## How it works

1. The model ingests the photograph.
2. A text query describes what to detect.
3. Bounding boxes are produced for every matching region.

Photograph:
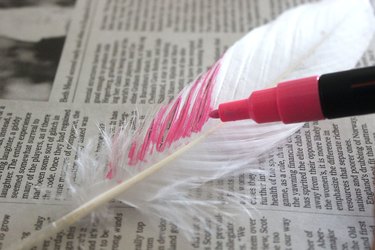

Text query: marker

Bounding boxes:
[210,66,375,124]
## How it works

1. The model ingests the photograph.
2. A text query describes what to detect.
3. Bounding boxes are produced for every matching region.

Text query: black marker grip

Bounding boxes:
[319,66,375,119]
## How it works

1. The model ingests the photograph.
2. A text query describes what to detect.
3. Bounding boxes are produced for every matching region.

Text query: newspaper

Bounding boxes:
[0,0,374,249]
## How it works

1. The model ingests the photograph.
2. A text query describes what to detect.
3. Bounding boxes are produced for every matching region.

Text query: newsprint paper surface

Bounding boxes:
[0,0,374,249]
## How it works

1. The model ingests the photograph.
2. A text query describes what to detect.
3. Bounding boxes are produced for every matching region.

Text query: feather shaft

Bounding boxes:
[10,125,220,250]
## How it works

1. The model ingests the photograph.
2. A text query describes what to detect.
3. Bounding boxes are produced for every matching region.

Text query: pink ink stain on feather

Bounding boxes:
[127,60,221,165]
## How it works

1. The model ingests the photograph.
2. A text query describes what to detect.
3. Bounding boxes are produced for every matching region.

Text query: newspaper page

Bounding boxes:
[0,100,374,249]
[0,0,375,249]
[51,0,359,104]
[49,0,375,104]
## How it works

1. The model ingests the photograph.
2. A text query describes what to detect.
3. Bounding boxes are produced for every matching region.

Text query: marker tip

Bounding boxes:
[209,109,220,119]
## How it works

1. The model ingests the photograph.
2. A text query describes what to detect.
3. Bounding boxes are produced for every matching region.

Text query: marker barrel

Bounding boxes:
[319,66,375,119]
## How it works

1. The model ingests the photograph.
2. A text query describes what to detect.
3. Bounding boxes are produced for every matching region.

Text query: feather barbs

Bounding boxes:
[127,60,222,165]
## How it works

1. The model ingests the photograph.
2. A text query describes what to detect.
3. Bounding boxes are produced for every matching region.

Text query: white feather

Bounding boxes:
[11,0,375,248]
[116,0,375,234]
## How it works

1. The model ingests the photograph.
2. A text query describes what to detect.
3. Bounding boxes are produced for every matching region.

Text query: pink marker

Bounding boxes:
[210,66,375,124]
